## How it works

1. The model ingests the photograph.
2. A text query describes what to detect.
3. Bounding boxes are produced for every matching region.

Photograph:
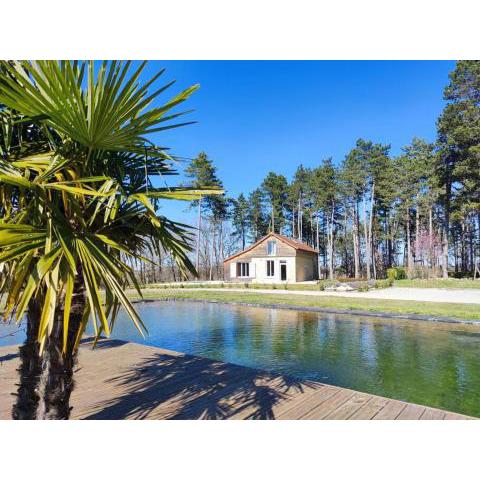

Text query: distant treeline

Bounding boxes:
[162,61,480,282]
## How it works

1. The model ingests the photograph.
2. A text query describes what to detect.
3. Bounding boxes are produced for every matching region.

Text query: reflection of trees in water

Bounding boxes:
[133,303,480,416]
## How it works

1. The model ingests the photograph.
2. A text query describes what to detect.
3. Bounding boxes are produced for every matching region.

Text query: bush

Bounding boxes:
[374,278,393,289]
[387,267,407,281]
[450,271,472,279]
[357,282,370,292]
[244,282,249,288]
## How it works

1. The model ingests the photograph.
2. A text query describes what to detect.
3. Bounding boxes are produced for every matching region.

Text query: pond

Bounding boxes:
[2,300,480,417]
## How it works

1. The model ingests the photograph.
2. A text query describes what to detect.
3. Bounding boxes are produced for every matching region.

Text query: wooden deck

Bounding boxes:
[0,340,473,420]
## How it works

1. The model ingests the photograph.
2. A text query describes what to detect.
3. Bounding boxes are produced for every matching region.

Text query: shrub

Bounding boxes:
[357,282,369,292]
[374,278,393,289]
[244,282,249,288]
[387,267,407,281]
[317,281,327,291]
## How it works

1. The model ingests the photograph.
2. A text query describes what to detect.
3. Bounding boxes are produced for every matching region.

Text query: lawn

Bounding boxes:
[395,278,480,289]
[127,288,480,321]
[146,281,334,291]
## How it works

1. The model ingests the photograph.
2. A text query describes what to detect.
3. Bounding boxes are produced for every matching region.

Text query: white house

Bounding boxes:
[223,232,319,283]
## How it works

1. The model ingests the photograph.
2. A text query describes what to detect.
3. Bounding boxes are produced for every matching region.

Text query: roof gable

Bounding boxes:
[223,232,318,263]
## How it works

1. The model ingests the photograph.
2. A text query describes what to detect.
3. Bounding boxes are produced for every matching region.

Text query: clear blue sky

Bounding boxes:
[140,61,456,224]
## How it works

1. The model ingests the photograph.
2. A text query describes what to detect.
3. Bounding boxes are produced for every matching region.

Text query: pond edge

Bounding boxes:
[131,298,479,325]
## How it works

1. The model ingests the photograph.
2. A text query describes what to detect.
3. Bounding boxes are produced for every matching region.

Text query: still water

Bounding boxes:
[2,301,480,416]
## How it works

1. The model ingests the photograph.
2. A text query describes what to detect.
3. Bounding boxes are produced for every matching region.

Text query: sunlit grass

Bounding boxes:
[395,279,480,289]
[127,289,480,321]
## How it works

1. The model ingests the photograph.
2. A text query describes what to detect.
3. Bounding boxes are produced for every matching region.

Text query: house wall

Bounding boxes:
[224,236,296,282]
[295,252,318,281]
[251,256,296,283]
[223,235,319,283]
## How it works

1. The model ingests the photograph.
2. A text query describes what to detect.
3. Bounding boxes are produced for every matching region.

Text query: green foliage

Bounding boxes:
[387,267,407,280]
[231,193,250,249]
[0,60,221,353]
[374,279,393,289]
[357,282,370,292]
[247,188,268,241]
[185,152,227,219]
[261,172,288,233]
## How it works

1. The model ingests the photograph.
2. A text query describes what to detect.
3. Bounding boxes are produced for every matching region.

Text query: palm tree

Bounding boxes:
[0,60,221,419]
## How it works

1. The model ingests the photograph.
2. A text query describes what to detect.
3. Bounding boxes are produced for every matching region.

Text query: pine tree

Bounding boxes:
[247,188,268,241]
[261,172,288,234]
[185,152,225,276]
[437,61,480,277]
[310,158,338,279]
[232,193,250,249]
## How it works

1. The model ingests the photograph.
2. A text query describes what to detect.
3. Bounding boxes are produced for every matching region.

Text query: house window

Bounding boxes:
[236,262,250,277]
[267,240,277,256]
[266,260,275,277]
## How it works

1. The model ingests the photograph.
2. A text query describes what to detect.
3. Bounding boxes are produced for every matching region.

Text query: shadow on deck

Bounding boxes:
[84,351,316,420]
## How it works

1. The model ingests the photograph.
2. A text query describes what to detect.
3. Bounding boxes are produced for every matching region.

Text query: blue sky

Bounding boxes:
[140,61,456,224]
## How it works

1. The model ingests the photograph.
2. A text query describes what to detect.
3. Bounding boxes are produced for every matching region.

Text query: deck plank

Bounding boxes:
[348,396,390,420]
[0,341,474,420]
[371,400,408,420]
[420,408,446,420]
[277,385,340,419]
[323,392,372,420]
[301,389,356,419]
[396,403,426,420]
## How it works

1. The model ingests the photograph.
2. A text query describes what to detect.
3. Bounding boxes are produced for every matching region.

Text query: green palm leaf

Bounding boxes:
[0,60,221,367]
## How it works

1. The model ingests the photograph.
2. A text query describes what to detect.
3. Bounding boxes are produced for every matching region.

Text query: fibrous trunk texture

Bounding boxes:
[12,272,86,420]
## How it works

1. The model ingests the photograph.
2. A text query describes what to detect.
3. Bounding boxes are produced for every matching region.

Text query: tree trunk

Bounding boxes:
[363,196,371,280]
[441,180,451,279]
[406,209,413,275]
[428,207,434,271]
[13,271,86,420]
[291,207,295,238]
[353,203,360,279]
[368,183,375,279]
[196,198,202,276]
[316,215,320,276]
[415,202,420,263]
[327,203,335,280]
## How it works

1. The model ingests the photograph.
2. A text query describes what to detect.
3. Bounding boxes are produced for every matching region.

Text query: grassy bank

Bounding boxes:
[127,289,480,321]
[146,278,392,292]
[147,278,480,291]
[395,278,480,289]
[146,281,333,291]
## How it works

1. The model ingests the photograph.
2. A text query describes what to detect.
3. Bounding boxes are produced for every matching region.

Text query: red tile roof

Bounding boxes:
[223,232,318,263]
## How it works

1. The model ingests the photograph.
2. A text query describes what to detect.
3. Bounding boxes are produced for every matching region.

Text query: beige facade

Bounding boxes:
[223,233,318,283]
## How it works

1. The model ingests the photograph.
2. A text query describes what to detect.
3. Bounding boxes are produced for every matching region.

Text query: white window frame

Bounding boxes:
[236,262,250,278]
[267,240,277,256]
[266,259,275,277]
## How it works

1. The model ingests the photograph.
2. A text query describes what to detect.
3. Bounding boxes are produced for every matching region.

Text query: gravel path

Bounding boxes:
[152,287,480,305]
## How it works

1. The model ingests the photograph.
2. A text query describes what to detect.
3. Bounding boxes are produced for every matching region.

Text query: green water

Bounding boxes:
[3,301,480,416]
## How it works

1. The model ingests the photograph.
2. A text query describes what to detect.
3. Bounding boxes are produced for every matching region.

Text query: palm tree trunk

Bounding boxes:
[12,298,42,419]
[13,270,86,420]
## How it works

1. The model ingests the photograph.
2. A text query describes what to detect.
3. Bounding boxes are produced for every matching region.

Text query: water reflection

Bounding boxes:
[2,301,480,417]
